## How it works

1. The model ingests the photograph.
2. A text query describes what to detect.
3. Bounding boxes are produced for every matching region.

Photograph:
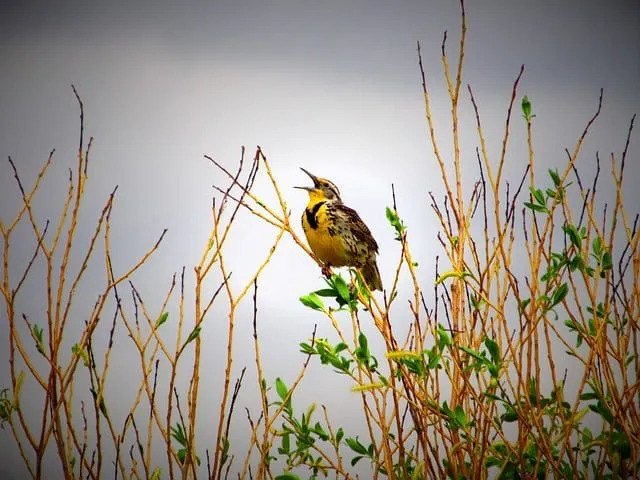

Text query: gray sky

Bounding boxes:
[1,1,639,478]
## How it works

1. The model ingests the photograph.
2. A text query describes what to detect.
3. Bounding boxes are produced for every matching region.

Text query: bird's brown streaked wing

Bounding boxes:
[338,204,379,253]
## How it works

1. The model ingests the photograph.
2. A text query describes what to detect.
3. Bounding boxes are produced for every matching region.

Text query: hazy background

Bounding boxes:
[1,0,638,478]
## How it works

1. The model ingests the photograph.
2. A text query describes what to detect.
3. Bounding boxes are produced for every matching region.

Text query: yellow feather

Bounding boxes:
[301,203,350,266]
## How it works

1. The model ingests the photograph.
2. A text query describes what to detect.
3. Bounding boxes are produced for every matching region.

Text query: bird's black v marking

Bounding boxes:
[305,201,325,229]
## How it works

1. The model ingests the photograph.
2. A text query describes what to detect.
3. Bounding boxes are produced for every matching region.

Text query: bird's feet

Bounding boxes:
[321,264,333,278]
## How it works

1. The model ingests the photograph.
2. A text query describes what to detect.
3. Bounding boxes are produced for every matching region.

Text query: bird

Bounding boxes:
[295,167,382,291]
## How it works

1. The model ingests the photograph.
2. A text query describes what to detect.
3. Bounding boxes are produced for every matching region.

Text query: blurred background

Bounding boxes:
[1,0,638,477]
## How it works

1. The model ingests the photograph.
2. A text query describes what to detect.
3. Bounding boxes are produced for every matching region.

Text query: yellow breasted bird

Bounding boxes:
[295,168,382,291]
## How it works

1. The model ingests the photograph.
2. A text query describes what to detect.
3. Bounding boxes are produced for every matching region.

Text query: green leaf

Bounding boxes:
[385,206,406,239]
[313,422,329,440]
[33,324,43,343]
[611,430,631,459]
[435,269,473,285]
[530,187,545,206]
[335,427,344,444]
[72,343,90,367]
[150,468,162,480]
[276,474,302,480]
[563,224,582,249]
[601,251,612,271]
[521,95,532,120]
[579,391,599,401]
[453,405,469,428]
[459,345,485,362]
[185,326,201,344]
[524,202,548,213]
[484,337,500,365]
[155,312,169,328]
[548,168,561,187]
[592,236,602,256]
[331,274,350,303]
[170,423,187,446]
[299,293,325,311]
[345,436,368,455]
[436,327,452,348]
[551,283,568,308]
[528,377,538,405]
[501,405,518,422]
[279,433,290,454]
[299,342,316,355]
[358,333,368,353]
[588,317,596,337]
[275,378,289,401]
[313,288,337,297]
[33,325,45,355]
[89,388,108,417]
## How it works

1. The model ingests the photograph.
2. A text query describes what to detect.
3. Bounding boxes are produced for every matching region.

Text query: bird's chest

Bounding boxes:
[301,203,349,266]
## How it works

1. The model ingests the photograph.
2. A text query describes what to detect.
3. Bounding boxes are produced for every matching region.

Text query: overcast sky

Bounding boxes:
[1,1,639,478]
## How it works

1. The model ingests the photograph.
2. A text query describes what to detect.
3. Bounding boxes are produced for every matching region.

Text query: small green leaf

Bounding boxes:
[177,448,186,465]
[453,405,469,428]
[528,377,538,405]
[436,327,452,348]
[279,433,290,454]
[33,325,45,355]
[345,436,368,455]
[501,405,518,422]
[580,391,599,401]
[385,206,406,240]
[548,168,561,187]
[275,473,302,480]
[275,377,289,401]
[592,236,602,256]
[313,288,337,297]
[72,344,90,367]
[588,317,596,337]
[170,423,187,446]
[335,427,344,444]
[521,95,532,120]
[155,312,169,328]
[435,270,473,285]
[484,337,500,365]
[90,388,108,417]
[150,468,162,480]
[358,333,368,353]
[524,202,548,213]
[563,224,582,249]
[551,283,569,308]
[459,345,485,362]
[299,293,325,311]
[14,371,25,405]
[331,274,350,303]
[33,324,43,343]
[185,326,201,344]
[530,187,545,206]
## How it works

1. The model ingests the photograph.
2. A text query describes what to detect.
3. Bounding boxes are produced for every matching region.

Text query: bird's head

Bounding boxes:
[295,168,342,203]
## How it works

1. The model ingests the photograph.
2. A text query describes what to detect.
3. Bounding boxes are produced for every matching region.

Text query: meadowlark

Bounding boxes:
[295,168,382,291]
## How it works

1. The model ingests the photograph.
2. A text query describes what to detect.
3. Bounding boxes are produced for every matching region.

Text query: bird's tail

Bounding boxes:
[361,260,382,291]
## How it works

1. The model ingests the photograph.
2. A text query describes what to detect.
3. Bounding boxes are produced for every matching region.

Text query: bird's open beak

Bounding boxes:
[294,167,320,191]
